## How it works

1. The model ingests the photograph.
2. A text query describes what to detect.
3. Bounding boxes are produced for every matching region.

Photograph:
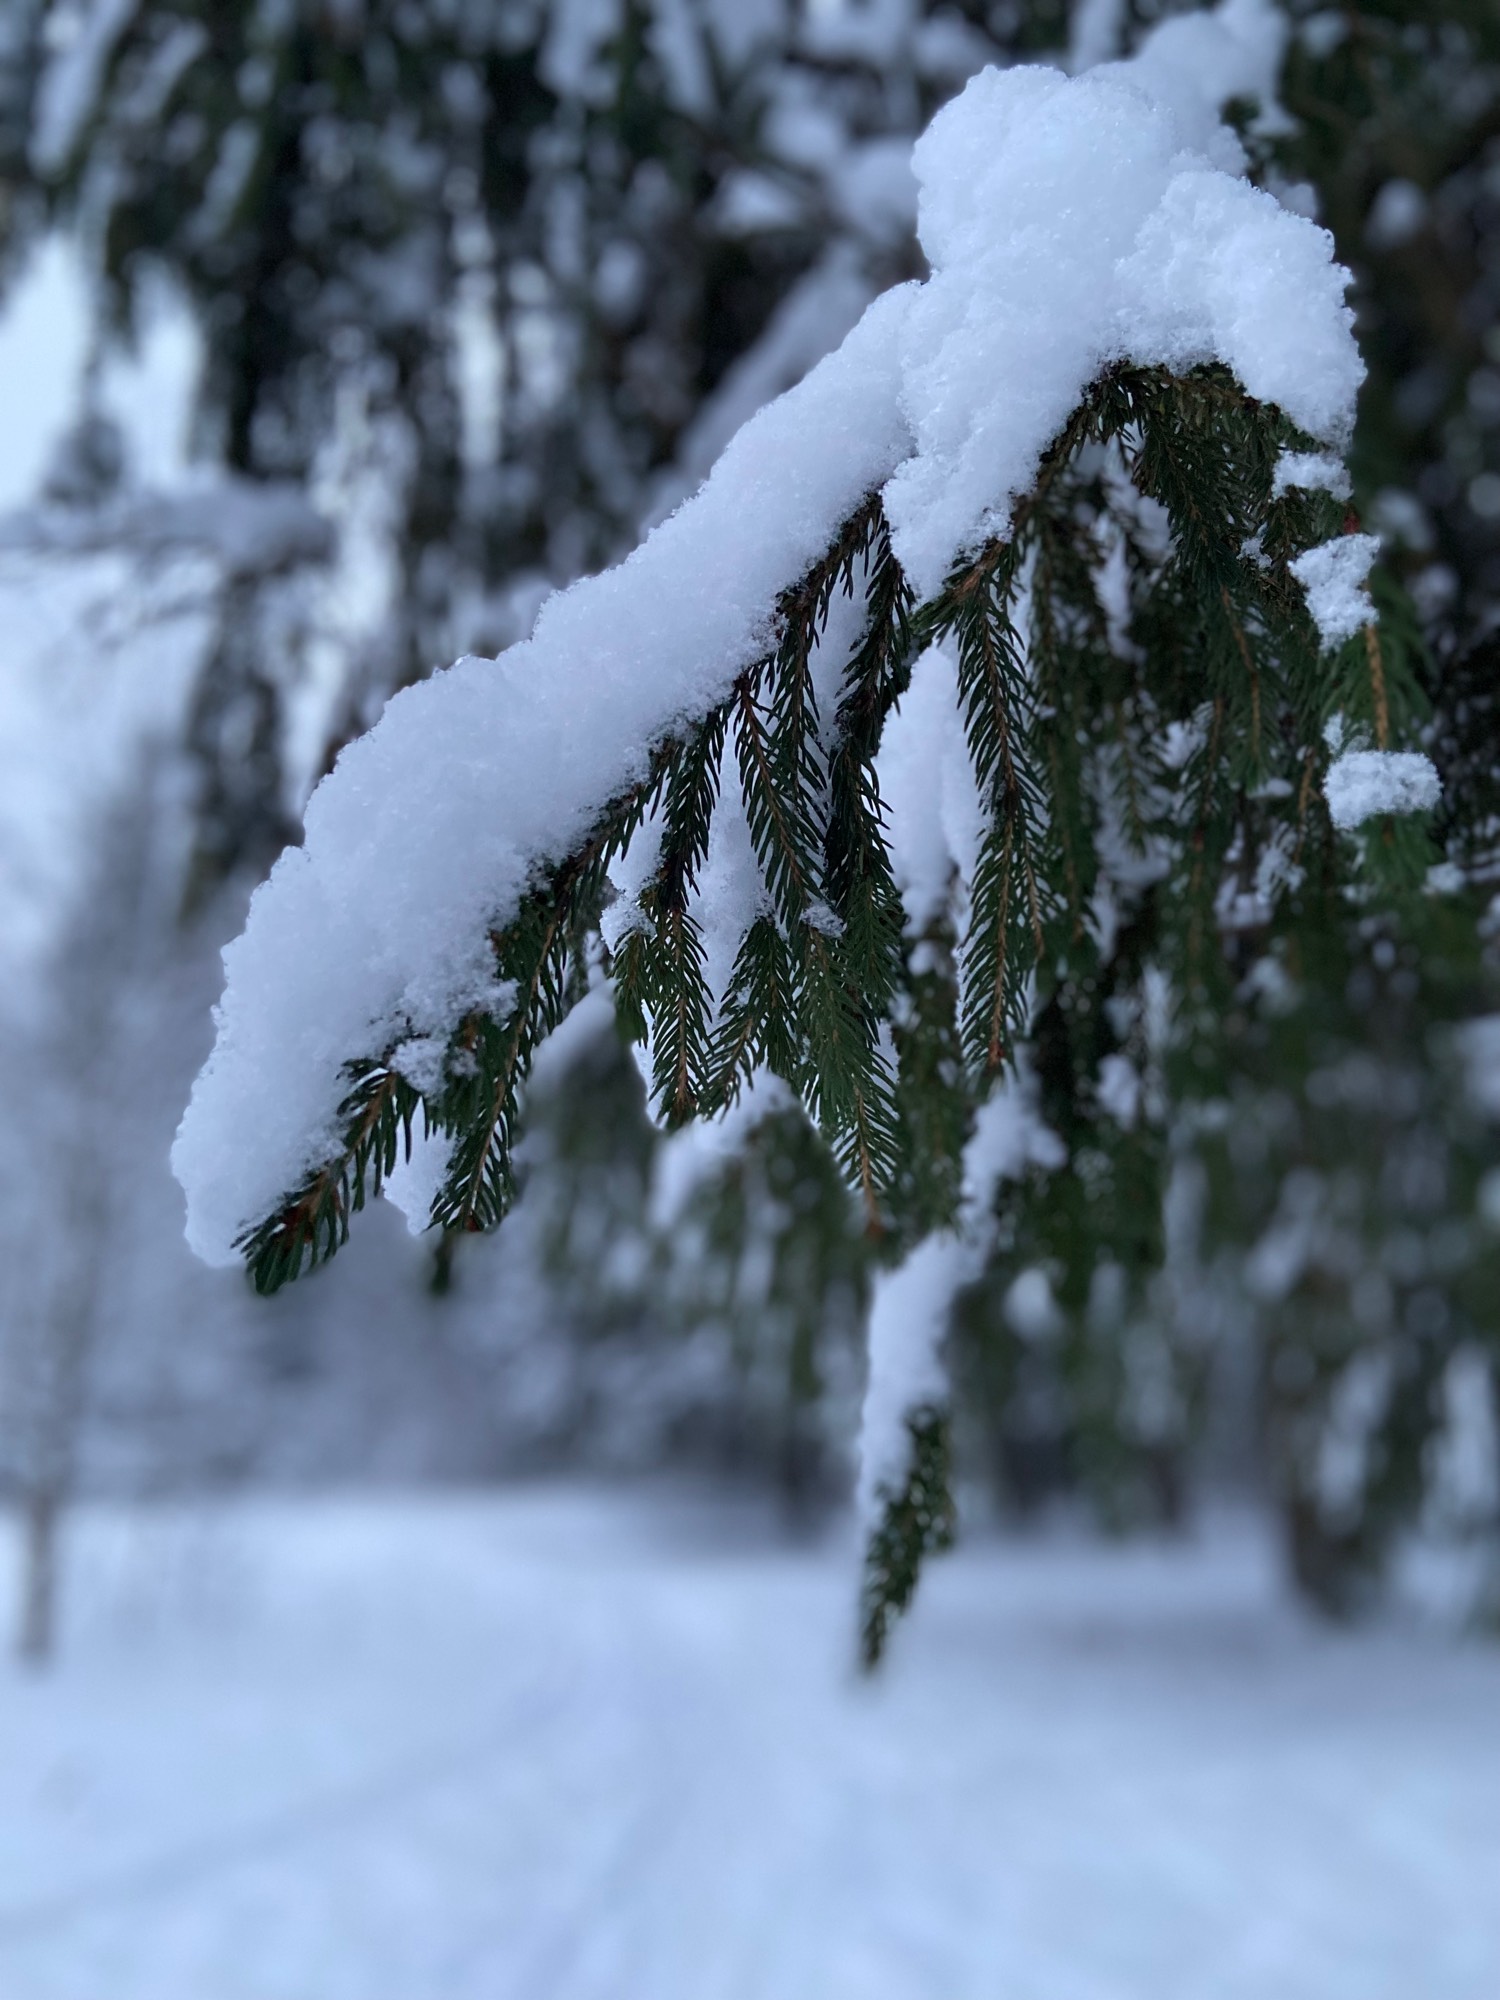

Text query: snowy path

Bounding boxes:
[2,1490,1497,2000]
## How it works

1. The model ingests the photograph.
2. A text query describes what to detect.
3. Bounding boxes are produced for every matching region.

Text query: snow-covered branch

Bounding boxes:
[175,13,1366,1272]
[0,479,334,578]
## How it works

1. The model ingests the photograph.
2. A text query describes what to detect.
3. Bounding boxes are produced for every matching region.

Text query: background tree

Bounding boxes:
[0,0,1069,1655]
[3,0,1498,1666]
[165,15,1492,1665]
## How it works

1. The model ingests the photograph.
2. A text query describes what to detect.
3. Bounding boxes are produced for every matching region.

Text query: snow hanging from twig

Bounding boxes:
[175,8,1364,1266]
[1273,449,1352,502]
[858,1074,1065,1521]
[1324,750,1442,831]
[1291,533,1381,652]
[877,639,983,943]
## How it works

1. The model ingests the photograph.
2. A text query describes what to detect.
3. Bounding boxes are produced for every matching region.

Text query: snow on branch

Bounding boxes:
[0,479,334,578]
[174,9,1364,1274]
[858,1073,1065,1522]
[1324,750,1442,832]
[1290,532,1380,652]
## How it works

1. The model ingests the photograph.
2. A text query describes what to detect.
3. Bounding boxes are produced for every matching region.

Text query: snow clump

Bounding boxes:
[1273,450,1352,501]
[1291,533,1381,651]
[1324,750,1442,831]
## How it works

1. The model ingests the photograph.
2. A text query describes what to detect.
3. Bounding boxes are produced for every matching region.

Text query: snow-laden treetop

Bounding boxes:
[175,2,1364,1267]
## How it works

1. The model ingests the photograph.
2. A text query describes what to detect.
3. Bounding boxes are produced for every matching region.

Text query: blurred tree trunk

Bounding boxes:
[8,763,161,1664]
[14,1231,101,1664]
[18,1489,59,1664]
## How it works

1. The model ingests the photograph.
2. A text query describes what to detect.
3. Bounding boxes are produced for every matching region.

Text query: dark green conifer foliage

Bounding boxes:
[220,348,1454,1652]
[1276,0,1500,632]
[1193,0,1500,1611]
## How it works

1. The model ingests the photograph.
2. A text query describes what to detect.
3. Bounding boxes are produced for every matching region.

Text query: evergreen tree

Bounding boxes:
[1181,0,1500,1611]
[168,8,1498,1661]
[1277,0,1500,637]
[9,0,1498,1661]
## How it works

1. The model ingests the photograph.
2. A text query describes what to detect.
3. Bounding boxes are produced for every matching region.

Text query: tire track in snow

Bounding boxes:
[0,1663,578,1948]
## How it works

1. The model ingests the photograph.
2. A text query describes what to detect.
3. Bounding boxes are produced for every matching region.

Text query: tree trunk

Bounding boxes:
[17,1486,59,1665]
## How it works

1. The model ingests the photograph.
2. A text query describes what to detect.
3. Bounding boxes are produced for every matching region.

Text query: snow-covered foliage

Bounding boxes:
[157,3,1500,1662]
[173,282,913,1260]
[175,6,1364,1267]
[4,0,1497,1662]
[877,50,1358,597]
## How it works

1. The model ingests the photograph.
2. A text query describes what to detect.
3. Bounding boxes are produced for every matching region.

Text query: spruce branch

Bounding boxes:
[633,704,728,1124]
[859,1405,956,1669]
[232,366,1382,1337]
[237,1061,421,1294]
[946,567,1051,1074]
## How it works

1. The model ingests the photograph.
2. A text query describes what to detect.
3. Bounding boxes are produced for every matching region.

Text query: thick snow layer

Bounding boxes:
[886,46,1356,596]
[1291,532,1380,651]
[1097,0,1290,162]
[3,1490,1498,2000]
[176,22,1363,1264]
[1324,750,1442,831]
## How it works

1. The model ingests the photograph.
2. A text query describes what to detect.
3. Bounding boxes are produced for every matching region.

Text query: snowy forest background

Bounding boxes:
[0,1,1499,1993]
[4,0,1499,1639]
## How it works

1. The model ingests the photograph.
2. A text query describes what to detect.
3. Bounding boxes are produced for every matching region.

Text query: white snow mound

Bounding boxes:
[1324,750,1441,831]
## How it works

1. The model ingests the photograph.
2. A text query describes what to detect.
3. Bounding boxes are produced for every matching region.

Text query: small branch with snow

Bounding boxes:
[0,480,334,579]
[1324,750,1442,832]
[162,3,1448,1658]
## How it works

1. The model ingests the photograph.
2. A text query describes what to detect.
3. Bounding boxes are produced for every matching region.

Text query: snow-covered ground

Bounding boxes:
[2,1488,1497,2000]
